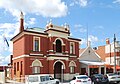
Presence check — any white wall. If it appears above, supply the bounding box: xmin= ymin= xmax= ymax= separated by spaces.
xmin=0 ymin=71 xmax=5 ymax=83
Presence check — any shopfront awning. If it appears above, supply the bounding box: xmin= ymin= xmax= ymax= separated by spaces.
xmin=80 ymin=61 xmax=105 ymax=66
xmin=111 ymin=66 xmax=120 ymax=70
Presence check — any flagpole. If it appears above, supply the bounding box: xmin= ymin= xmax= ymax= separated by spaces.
xmin=114 ymin=34 xmax=116 ymax=73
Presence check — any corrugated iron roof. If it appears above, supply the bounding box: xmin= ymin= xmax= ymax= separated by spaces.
xmin=26 ymin=27 xmax=45 ymax=33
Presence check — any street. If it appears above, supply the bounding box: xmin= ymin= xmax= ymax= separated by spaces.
xmin=1 ymin=80 xmax=70 ymax=84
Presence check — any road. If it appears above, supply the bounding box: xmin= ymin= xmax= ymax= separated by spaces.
xmin=2 ymin=82 xmax=69 ymax=84
xmin=1 ymin=81 xmax=70 ymax=84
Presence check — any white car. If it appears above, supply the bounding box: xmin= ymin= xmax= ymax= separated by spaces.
xmin=107 ymin=73 xmax=120 ymax=83
xmin=70 ymin=75 xmax=92 ymax=84
xmin=25 ymin=74 xmax=59 ymax=84
xmin=49 ymin=75 xmax=60 ymax=84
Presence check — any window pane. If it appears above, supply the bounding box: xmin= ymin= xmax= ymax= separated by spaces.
xmin=29 ymin=76 xmax=38 ymax=82
xmin=35 ymin=67 xmax=37 ymax=73
xmin=70 ymin=43 xmax=74 ymax=54
xmin=34 ymin=39 xmax=39 ymax=51
xmin=40 ymin=76 xmax=46 ymax=82
xmin=37 ymin=67 xmax=40 ymax=73
xmin=70 ymin=66 xmax=74 ymax=73
xmin=33 ymin=67 xmax=40 ymax=74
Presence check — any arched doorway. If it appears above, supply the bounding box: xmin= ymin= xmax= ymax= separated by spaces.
xmin=54 ymin=62 xmax=63 ymax=80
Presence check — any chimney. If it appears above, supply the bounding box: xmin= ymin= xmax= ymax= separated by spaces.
xmin=19 ymin=12 xmax=24 ymax=32
xmin=106 ymin=38 xmax=110 ymax=45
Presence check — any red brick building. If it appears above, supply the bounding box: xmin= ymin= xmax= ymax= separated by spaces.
xmin=11 ymin=12 xmax=81 ymax=81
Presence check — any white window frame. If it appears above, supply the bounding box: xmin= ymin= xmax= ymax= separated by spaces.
xmin=32 ymin=66 xmax=40 ymax=74
xmin=33 ymin=36 xmax=40 ymax=51
xmin=70 ymin=42 xmax=75 ymax=54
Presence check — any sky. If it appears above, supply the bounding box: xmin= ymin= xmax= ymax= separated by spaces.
xmin=0 ymin=0 xmax=120 ymax=65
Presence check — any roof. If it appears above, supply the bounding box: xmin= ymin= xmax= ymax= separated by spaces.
xmin=68 ymin=37 xmax=81 ymax=41
xmin=79 ymin=46 xmax=102 ymax=62
xmin=79 ymin=48 xmax=85 ymax=54
xmin=96 ymin=46 xmax=106 ymax=61
xmin=11 ymin=27 xmax=47 ymax=41
xmin=26 ymin=27 xmax=45 ymax=33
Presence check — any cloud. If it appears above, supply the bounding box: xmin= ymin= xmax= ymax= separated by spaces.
xmin=70 ymin=0 xmax=88 ymax=7
xmin=80 ymin=38 xmax=87 ymax=45
xmin=79 ymin=0 xmax=88 ymax=7
xmin=74 ymin=24 xmax=87 ymax=33
xmin=0 ymin=55 xmax=10 ymax=65
xmin=94 ymin=25 xmax=104 ymax=30
xmin=113 ymin=0 xmax=120 ymax=4
xmin=80 ymin=35 xmax=99 ymax=48
xmin=88 ymin=35 xmax=99 ymax=42
xmin=0 ymin=13 xmax=38 ymax=65
xmin=0 ymin=36 xmax=5 ymax=53
xmin=0 ymin=22 xmax=19 ymax=37
xmin=0 ymin=23 xmax=19 ymax=55
xmin=70 ymin=2 xmax=75 ymax=6
xmin=0 ymin=0 xmax=68 ymax=18
xmin=27 ymin=18 xmax=36 ymax=25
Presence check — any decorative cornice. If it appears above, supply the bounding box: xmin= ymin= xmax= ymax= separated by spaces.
xmin=12 ymin=55 xmax=29 ymax=60
xmin=47 ymin=57 xmax=69 ymax=60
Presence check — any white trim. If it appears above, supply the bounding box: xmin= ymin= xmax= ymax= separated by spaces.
xmin=79 ymin=47 xmax=88 ymax=57
xmin=25 ymin=32 xmax=47 ymax=37
xmin=69 ymin=61 xmax=77 ymax=67
xmin=30 ymin=53 xmax=43 ymax=56
xmin=69 ymin=55 xmax=77 ymax=57
xmin=31 ymin=59 xmax=43 ymax=67
xmin=47 ymin=57 xmax=69 ymax=60
xmin=11 ymin=32 xmax=24 ymax=42
xmin=80 ymin=61 xmax=105 ymax=65
xmin=70 ymin=42 xmax=75 ymax=54
xmin=12 ymin=55 xmax=29 ymax=60
xmin=48 ymin=53 xmax=69 ymax=56
xmin=11 ymin=31 xmax=47 ymax=42
xmin=53 ymin=60 xmax=66 ymax=69
xmin=49 ymin=50 xmax=54 ymax=52
xmin=54 ymin=38 xmax=65 ymax=45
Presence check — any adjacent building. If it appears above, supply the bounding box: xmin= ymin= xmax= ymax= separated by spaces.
xmin=79 ymin=39 xmax=120 ymax=76
xmin=79 ymin=42 xmax=106 ymax=76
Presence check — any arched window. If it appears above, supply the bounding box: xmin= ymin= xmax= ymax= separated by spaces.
xmin=32 ymin=59 xmax=43 ymax=74
xmin=56 ymin=39 xmax=62 ymax=53
xmin=69 ymin=61 xmax=76 ymax=74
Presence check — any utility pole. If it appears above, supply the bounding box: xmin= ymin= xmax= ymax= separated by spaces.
xmin=114 ymin=34 xmax=116 ymax=73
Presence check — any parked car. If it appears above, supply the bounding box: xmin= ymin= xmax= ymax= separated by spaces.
xmin=49 ymin=75 xmax=60 ymax=84
xmin=91 ymin=74 xmax=109 ymax=84
xmin=107 ymin=73 xmax=120 ymax=84
xmin=70 ymin=75 xmax=92 ymax=84
xmin=101 ymin=75 xmax=109 ymax=84
xmin=25 ymin=74 xmax=59 ymax=84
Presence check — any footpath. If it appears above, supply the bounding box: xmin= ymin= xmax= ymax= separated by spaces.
xmin=1 ymin=80 xmax=70 ymax=84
